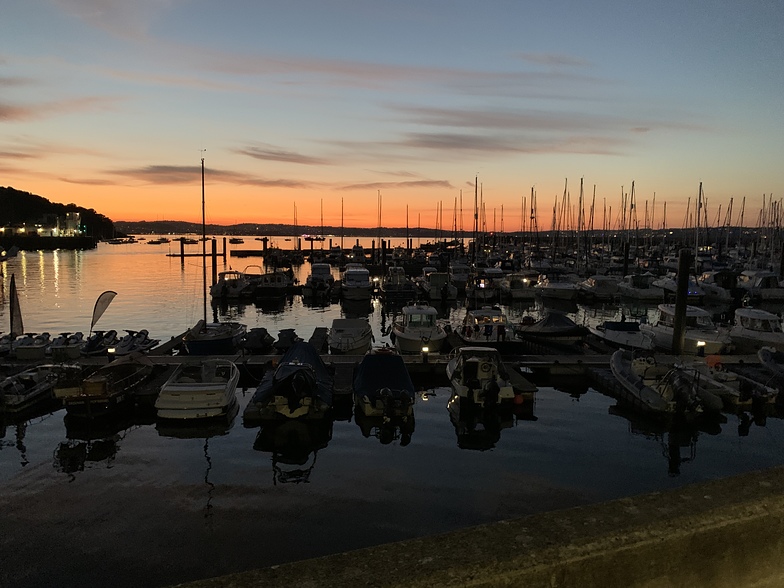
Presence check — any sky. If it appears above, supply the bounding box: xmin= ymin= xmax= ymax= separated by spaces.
xmin=1 ymin=0 xmax=783 ymax=230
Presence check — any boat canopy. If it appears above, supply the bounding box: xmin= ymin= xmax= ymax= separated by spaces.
xmin=353 ymin=353 xmax=415 ymax=400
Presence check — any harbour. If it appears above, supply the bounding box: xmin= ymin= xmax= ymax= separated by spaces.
xmin=3 ymin=238 xmax=784 ymax=588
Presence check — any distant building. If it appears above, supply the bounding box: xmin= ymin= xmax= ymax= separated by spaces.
xmin=0 ymin=212 xmax=83 ymax=237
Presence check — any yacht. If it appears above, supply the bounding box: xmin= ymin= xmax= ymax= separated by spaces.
xmin=380 ymin=266 xmax=417 ymax=300
xmin=640 ymin=304 xmax=730 ymax=355
xmin=391 ymin=303 xmax=447 ymax=354
xmin=617 ymin=273 xmax=665 ymax=301
xmin=736 ymin=270 xmax=784 ymax=302
xmin=728 ymin=307 xmax=784 ymax=354
xmin=341 ymin=264 xmax=372 ymax=301
xmin=577 ymin=275 xmax=620 ymax=302
xmin=533 ymin=274 xmax=578 ymax=301
xmin=497 ymin=271 xmax=538 ymax=300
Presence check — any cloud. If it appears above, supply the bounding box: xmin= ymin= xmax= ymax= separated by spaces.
xmin=514 ymin=52 xmax=593 ymax=68
xmin=52 ymin=0 xmax=183 ymax=40
xmin=0 ymin=76 xmax=36 ymax=88
xmin=339 ymin=179 xmax=454 ymax=191
xmin=0 ymin=96 xmax=121 ymax=122
xmin=235 ymin=144 xmax=331 ymax=165
xmin=106 ymin=164 xmax=315 ymax=189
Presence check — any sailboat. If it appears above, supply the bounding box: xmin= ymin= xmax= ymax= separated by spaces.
xmin=183 ymin=155 xmax=246 ymax=355
xmin=0 ymin=274 xmax=24 ymax=355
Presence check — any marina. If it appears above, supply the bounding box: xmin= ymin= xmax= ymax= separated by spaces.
xmin=3 ymin=238 xmax=784 ymax=587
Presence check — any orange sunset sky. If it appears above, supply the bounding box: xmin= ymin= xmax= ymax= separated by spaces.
xmin=2 ymin=1 xmax=783 ymax=230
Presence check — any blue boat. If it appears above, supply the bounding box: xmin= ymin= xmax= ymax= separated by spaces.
xmin=243 ymin=341 xmax=333 ymax=425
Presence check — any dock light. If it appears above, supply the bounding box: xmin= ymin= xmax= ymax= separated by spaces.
xmin=696 ymin=340 xmax=706 ymax=357
xmin=421 ymin=345 xmax=429 ymax=364
xmin=107 ymin=347 xmax=116 ymax=361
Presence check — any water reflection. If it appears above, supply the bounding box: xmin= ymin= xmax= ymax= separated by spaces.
xmin=354 ymin=411 xmax=415 ymax=446
xmin=446 ymin=392 xmax=536 ymax=451
xmin=1 ymin=401 xmax=60 ymax=468
xmin=253 ymin=419 xmax=333 ymax=484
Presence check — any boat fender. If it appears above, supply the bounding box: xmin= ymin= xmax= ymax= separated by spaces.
xmin=480 ymin=362 xmax=492 ymax=373
xmin=645 ymin=356 xmax=656 ymax=366
xmin=421 ymin=335 xmax=430 ymax=344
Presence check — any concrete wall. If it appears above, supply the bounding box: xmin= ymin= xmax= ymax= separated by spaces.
xmin=175 ymin=466 xmax=784 ymax=588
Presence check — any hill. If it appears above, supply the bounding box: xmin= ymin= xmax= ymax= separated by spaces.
xmin=0 ymin=186 xmax=116 ymax=239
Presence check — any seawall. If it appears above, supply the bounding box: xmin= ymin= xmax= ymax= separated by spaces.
xmin=175 ymin=465 xmax=784 ymax=588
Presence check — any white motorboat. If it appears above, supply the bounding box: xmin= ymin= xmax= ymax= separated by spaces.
xmin=497 ymin=272 xmax=537 ymax=300
xmin=736 ymin=270 xmax=784 ymax=302
xmin=392 ymin=303 xmax=447 ymax=354
xmin=210 ymin=270 xmax=251 ymax=299
xmin=445 ymin=346 xmax=536 ymax=408
xmin=697 ymin=270 xmax=735 ymax=303
xmin=533 ymin=274 xmax=578 ymax=300
xmin=651 ymin=274 xmax=704 ymax=303
xmin=728 ymin=307 xmax=784 ymax=354
xmin=328 ymin=318 xmax=373 ymax=354
xmin=589 ymin=319 xmax=655 ymax=351
xmin=302 ymin=263 xmax=334 ymax=299
xmin=640 ymin=304 xmax=730 ymax=355
xmin=341 ymin=264 xmax=372 ymax=301
xmin=380 ymin=266 xmax=417 ymax=300
xmin=577 ymin=275 xmax=620 ymax=301
xmin=155 ymin=359 xmax=240 ymax=420
xmin=617 ymin=273 xmax=664 ymax=301
xmin=424 ymin=272 xmax=458 ymax=301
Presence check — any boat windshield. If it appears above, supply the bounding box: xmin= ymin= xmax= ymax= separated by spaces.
xmin=741 ymin=316 xmax=781 ymax=332
xmin=407 ymin=313 xmax=436 ymax=328
xmin=685 ymin=315 xmax=715 ymax=329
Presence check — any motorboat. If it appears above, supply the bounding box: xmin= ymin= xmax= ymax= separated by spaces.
xmin=252 ymin=270 xmax=291 ymax=300
xmin=448 ymin=262 xmax=471 ymax=293
xmin=728 ymin=307 xmax=784 ymax=354
xmin=651 ymin=274 xmax=704 ymax=303
xmin=380 ymin=266 xmax=417 ymax=300
xmin=302 ymin=263 xmax=334 ymax=299
xmin=640 ymin=304 xmax=731 ymax=355
xmin=58 ymin=352 xmax=155 ymax=418
xmin=445 ymin=346 xmax=536 ymax=409
xmin=455 ymin=306 xmax=519 ymax=352
xmin=111 ymin=329 xmax=159 ymax=356
xmin=182 ymin=319 xmax=246 ymax=355
xmin=577 ymin=275 xmax=620 ymax=302
xmin=239 ymin=327 xmax=275 ymax=354
xmin=514 ymin=312 xmax=589 ymax=346
xmin=0 ymin=365 xmax=66 ymax=411
xmin=341 ymin=264 xmax=372 ymax=301
xmin=392 ymin=303 xmax=447 ymax=354
xmin=210 ymin=270 xmax=251 ymax=299
xmin=13 ymin=332 xmax=51 ymax=360
xmin=533 ymin=274 xmax=578 ymax=300
xmin=609 ymin=350 xmax=703 ymax=417
xmin=49 ymin=332 xmax=85 ymax=361
xmin=155 ymin=359 xmax=240 ymax=420
xmin=737 ymin=270 xmax=784 ymax=302
xmin=465 ymin=274 xmax=498 ymax=303
xmin=697 ymin=270 xmax=736 ymax=303
xmin=758 ymin=347 xmax=784 ymax=379
xmin=679 ymin=361 xmax=777 ymax=409
xmin=617 ymin=273 xmax=665 ymax=301
xmin=497 ymin=272 xmax=537 ymax=300
xmin=422 ymin=272 xmax=458 ymax=301
xmin=328 ymin=318 xmax=373 ymax=354
xmin=589 ymin=319 xmax=655 ymax=351
xmin=353 ymin=350 xmax=416 ymax=420
xmin=243 ymin=341 xmax=333 ymax=424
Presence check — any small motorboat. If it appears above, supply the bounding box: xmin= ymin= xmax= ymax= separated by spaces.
xmin=49 ymin=332 xmax=85 ymax=361
xmin=155 ymin=359 xmax=240 ymax=420
xmin=182 ymin=320 xmax=246 ymax=355
xmin=353 ymin=350 xmax=416 ymax=419
xmin=640 ymin=304 xmax=731 ymax=355
xmin=328 ymin=318 xmax=373 ymax=355
xmin=728 ymin=308 xmax=784 ymax=355
xmin=680 ymin=362 xmax=778 ymax=409
xmin=445 ymin=346 xmax=536 ymax=409
xmin=514 ymin=312 xmax=589 ymax=346
xmin=0 ymin=365 xmax=62 ymax=411
xmin=57 ymin=352 xmax=155 ymax=418
xmin=589 ymin=319 xmax=655 ymax=351
xmin=240 ymin=327 xmax=275 ymax=354
xmin=243 ymin=341 xmax=333 ymax=425
xmin=391 ymin=303 xmax=447 ymax=354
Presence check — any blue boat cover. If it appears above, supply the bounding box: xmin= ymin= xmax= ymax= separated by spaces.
xmin=251 ymin=341 xmax=333 ymax=407
xmin=353 ymin=353 xmax=415 ymax=401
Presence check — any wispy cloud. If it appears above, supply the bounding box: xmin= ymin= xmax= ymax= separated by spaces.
xmin=339 ymin=179 xmax=454 ymax=191
xmin=234 ymin=144 xmax=331 ymax=165
xmin=106 ymin=164 xmax=316 ymax=189
xmin=0 ymin=75 xmax=36 ymax=88
xmin=52 ymin=0 xmax=184 ymax=40
xmin=514 ymin=52 xmax=593 ymax=68
xmin=0 ymin=96 xmax=121 ymax=122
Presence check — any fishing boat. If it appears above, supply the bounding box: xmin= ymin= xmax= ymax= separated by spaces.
xmin=353 ymin=350 xmax=416 ymax=419
xmin=155 ymin=359 xmax=240 ymax=420
xmin=465 ymin=274 xmax=497 ymax=303
xmin=640 ymin=304 xmax=731 ymax=355
xmin=445 ymin=346 xmax=536 ymax=408
xmin=422 ymin=272 xmax=458 ymax=301
xmin=391 ymin=303 xmax=447 ymax=354
xmin=58 ymin=352 xmax=155 ymax=418
xmin=454 ymin=306 xmax=525 ymax=353
xmin=448 ymin=262 xmax=471 ymax=293
xmin=589 ymin=319 xmax=655 ymax=351
xmin=328 ymin=318 xmax=373 ymax=355
xmin=252 ymin=270 xmax=291 ymax=300
xmin=243 ymin=341 xmax=333 ymax=424
xmin=728 ymin=307 xmax=784 ymax=354
xmin=533 ymin=273 xmax=578 ymax=300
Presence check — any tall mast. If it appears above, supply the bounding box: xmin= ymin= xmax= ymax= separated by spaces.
xmin=200 ymin=152 xmax=207 ymax=326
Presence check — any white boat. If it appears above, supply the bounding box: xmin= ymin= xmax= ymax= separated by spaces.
xmin=252 ymin=270 xmax=290 ymax=300
xmin=328 ymin=318 xmax=373 ymax=354
xmin=445 ymin=346 xmax=536 ymax=408
xmin=577 ymin=275 xmax=619 ymax=301
xmin=737 ymin=270 xmax=784 ymax=301
xmin=380 ymin=266 xmax=417 ymax=300
xmin=0 ymin=365 xmax=60 ymax=410
xmin=448 ymin=262 xmax=471 ymax=292
xmin=210 ymin=270 xmax=251 ymax=299
xmin=533 ymin=274 xmax=578 ymax=300
xmin=589 ymin=320 xmax=655 ymax=351
xmin=302 ymin=263 xmax=334 ymax=299
xmin=465 ymin=274 xmax=498 ymax=303
xmin=651 ymin=274 xmax=704 ymax=303
xmin=424 ymin=272 xmax=458 ymax=301
xmin=183 ymin=320 xmax=246 ymax=355
xmin=679 ymin=362 xmax=778 ymax=408
xmin=155 ymin=359 xmax=240 ymax=420
xmin=728 ymin=307 xmax=784 ymax=354
xmin=697 ymin=270 xmax=735 ymax=303
xmin=13 ymin=332 xmax=51 ymax=361
xmin=497 ymin=271 xmax=538 ymax=300
xmin=392 ymin=303 xmax=447 ymax=354
xmin=341 ymin=264 xmax=372 ymax=301
xmin=640 ymin=304 xmax=730 ymax=355
xmin=617 ymin=273 xmax=664 ymax=301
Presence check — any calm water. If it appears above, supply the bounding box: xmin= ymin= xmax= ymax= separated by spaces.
xmin=2 ymin=239 xmax=784 ymax=588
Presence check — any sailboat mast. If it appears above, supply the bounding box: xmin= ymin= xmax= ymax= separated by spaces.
xmin=201 ymin=154 xmax=207 ymax=326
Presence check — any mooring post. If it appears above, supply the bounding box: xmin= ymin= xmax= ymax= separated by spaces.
xmin=672 ymin=248 xmax=693 ymax=355
xmin=222 ymin=237 xmax=227 ymax=261
xmin=211 ymin=239 xmax=218 ymax=286
xmin=381 ymin=239 xmax=387 ymax=274
xmin=622 ymin=241 xmax=630 ymax=277
xmin=179 ymin=237 xmax=185 ymax=259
